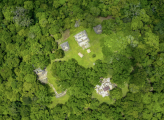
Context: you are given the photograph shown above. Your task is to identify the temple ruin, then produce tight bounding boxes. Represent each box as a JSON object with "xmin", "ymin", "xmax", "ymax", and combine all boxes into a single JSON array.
[{"xmin": 74, "ymin": 30, "xmax": 90, "ymax": 49}]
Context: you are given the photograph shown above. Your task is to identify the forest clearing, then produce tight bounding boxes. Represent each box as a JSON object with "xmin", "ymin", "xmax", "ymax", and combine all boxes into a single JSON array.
[{"xmin": 0, "ymin": 0, "xmax": 163, "ymax": 119}]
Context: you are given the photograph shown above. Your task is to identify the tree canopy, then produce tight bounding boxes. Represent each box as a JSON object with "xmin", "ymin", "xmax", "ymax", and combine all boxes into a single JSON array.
[{"xmin": 0, "ymin": 0, "xmax": 164, "ymax": 119}]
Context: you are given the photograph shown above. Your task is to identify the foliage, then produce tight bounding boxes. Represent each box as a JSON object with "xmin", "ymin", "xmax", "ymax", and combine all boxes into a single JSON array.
[
  {"xmin": 0, "ymin": 0, "xmax": 164, "ymax": 119},
  {"xmin": 111, "ymin": 56, "xmax": 132, "ymax": 85},
  {"xmin": 110, "ymin": 87, "xmax": 122, "ymax": 100},
  {"xmin": 92, "ymin": 54, "xmax": 96, "ymax": 58},
  {"xmin": 102, "ymin": 19, "xmax": 117, "ymax": 35},
  {"xmin": 129, "ymin": 67, "xmax": 147, "ymax": 87},
  {"xmin": 24, "ymin": 1, "xmax": 34, "ymax": 10},
  {"xmin": 12, "ymin": 7, "xmax": 33, "ymax": 27},
  {"xmin": 54, "ymin": 49, "xmax": 65, "ymax": 59}
]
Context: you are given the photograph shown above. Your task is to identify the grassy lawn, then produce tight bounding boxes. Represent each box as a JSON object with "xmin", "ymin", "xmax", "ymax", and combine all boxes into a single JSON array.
[
  {"xmin": 47, "ymin": 17, "xmax": 123, "ymax": 108},
  {"xmin": 47, "ymin": 62, "xmax": 70, "ymax": 109},
  {"xmin": 116, "ymin": 82, "xmax": 129, "ymax": 97},
  {"xmin": 92, "ymin": 82, "xmax": 129, "ymax": 105},
  {"xmin": 47, "ymin": 62, "xmax": 63, "ymax": 93},
  {"xmin": 121, "ymin": 83, "xmax": 129, "ymax": 97},
  {"xmin": 92, "ymin": 90, "xmax": 115, "ymax": 105},
  {"xmin": 58, "ymin": 26, "xmax": 107, "ymax": 68},
  {"xmin": 48, "ymin": 94, "xmax": 70, "ymax": 109}
]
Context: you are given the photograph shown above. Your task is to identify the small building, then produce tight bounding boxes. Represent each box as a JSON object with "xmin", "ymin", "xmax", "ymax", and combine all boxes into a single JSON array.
[
  {"xmin": 93, "ymin": 24, "xmax": 102, "ymax": 34},
  {"xmin": 60, "ymin": 41, "xmax": 70, "ymax": 51},
  {"xmin": 87, "ymin": 49, "xmax": 91, "ymax": 53},
  {"xmin": 74, "ymin": 30, "xmax": 90, "ymax": 49},
  {"xmin": 78, "ymin": 52, "xmax": 83, "ymax": 58}
]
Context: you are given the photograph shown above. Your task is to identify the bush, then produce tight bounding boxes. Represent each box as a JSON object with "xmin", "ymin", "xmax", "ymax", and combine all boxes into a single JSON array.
[
  {"xmin": 54, "ymin": 49, "xmax": 65, "ymax": 59},
  {"xmin": 52, "ymin": 42, "xmax": 58, "ymax": 50},
  {"xmin": 92, "ymin": 54, "xmax": 96, "ymax": 58},
  {"xmin": 50, "ymin": 53, "xmax": 56, "ymax": 60}
]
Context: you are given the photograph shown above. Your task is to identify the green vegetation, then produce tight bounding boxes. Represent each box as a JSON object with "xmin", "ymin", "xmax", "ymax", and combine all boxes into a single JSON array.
[
  {"xmin": 48, "ymin": 94, "xmax": 70, "ymax": 109},
  {"xmin": 58, "ymin": 26, "xmax": 104, "ymax": 68},
  {"xmin": 92, "ymin": 54, "xmax": 96, "ymax": 58},
  {"xmin": 47, "ymin": 63, "xmax": 63, "ymax": 93},
  {"xmin": 121, "ymin": 83, "xmax": 129, "ymax": 97},
  {"xmin": 1, "ymin": 0, "xmax": 164, "ymax": 119},
  {"xmin": 92, "ymin": 90, "xmax": 115, "ymax": 105}
]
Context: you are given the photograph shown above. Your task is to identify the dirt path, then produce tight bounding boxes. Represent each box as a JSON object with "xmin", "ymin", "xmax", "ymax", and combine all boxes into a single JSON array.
[
  {"xmin": 37, "ymin": 69, "xmax": 67, "ymax": 98},
  {"xmin": 55, "ymin": 29, "xmax": 70, "ymax": 45},
  {"xmin": 98, "ymin": 15, "xmax": 113, "ymax": 22},
  {"xmin": 63, "ymin": 29, "xmax": 70, "ymax": 41},
  {"xmin": 48, "ymin": 82, "xmax": 67, "ymax": 98}
]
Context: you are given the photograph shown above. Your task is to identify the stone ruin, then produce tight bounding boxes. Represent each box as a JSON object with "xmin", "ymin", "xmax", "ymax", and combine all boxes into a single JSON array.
[
  {"xmin": 74, "ymin": 30, "xmax": 90, "ymax": 50},
  {"xmin": 95, "ymin": 78, "xmax": 116, "ymax": 97},
  {"xmin": 93, "ymin": 24, "xmax": 102, "ymax": 34},
  {"xmin": 60, "ymin": 41, "xmax": 70, "ymax": 51},
  {"xmin": 34, "ymin": 68, "xmax": 48, "ymax": 84},
  {"xmin": 74, "ymin": 20, "xmax": 80, "ymax": 27}
]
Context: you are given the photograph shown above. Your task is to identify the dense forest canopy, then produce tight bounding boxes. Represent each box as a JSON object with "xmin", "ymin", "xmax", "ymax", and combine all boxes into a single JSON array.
[{"xmin": 0, "ymin": 0, "xmax": 164, "ymax": 119}]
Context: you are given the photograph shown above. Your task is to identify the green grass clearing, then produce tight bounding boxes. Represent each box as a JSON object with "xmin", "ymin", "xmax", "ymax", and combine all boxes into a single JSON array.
[
  {"xmin": 58, "ymin": 26, "xmax": 107, "ymax": 68},
  {"xmin": 92, "ymin": 81, "xmax": 129, "ymax": 105},
  {"xmin": 47, "ymin": 62, "xmax": 70, "ymax": 109},
  {"xmin": 48, "ymin": 94, "xmax": 69, "ymax": 109},
  {"xmin": 47, "ymin": 62, "xmax": 63, "ymax": 93},
  {"xmin": 48, "ymin": 19, "xmax": 128, "ymax": 107},
  {"xmin": 92, "ymin": 89, "xmax": 115, "ymax": 105},
  {"xmin": 121, "ymin": 83, "xmax": 129, "ymax": 97}
]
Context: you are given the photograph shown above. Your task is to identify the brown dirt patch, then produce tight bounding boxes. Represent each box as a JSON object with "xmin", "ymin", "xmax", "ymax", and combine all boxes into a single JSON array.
[
  {"xmin": 55, "ymin": 29, "xmax": 70, "ymax": 45},
  {"xmin": 98, "ymin": 16, "xmax": 113, "ymax": 22},
  {"xmin": 63, "ymin": 29, "xmax": 70, "ymax": 41}
]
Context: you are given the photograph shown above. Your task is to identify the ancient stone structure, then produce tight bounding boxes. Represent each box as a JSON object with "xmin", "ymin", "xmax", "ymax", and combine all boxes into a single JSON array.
[
  {"xmin": 74, "ymin": 30, "xmax": 90, "ymax": 49},
  {"xmin": 95, "ymin": 78, "xmax": 116, "ymax": 97},
  {"xmin": 93, "ymin": 24, "xmax": 102, "ymax": 34},
  {"xmin": 74, "ymin": 20, "xmax": 80, "ymax": 27},
  {"xmin": 34, "ymin": 68, "xmax": 48, "ymax": 84},
  {"xmin": 60, "ymin": 41, "xmax": 70, "ymax": 51}
]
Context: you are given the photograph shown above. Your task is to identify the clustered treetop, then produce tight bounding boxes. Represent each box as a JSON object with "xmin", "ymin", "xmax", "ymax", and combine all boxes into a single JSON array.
[{"xmin": 0, "ymin": 0, "xmax": 164, "ymax": 119}]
